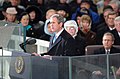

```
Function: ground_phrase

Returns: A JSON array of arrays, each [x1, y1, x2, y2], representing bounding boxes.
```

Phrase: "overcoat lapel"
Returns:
[[48, 36, 62, 51]]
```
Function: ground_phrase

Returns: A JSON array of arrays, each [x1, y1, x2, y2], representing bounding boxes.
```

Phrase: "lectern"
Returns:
[[9, 51, 58, 79]]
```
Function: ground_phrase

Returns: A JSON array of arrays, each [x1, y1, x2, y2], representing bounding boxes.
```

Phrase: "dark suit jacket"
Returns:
[[91, 47, 120, 79], [93, 46, 120, 69], [96, 23, 110, 45], [94, 46, 120, 54], [110, 29, 120, 45], [47, 29, 77, 56]]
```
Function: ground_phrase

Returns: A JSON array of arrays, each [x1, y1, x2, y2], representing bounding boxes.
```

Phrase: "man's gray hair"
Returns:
[[109, 0, 120, 9], [103, 32, 115, 41], [50, 14, 65, 23]]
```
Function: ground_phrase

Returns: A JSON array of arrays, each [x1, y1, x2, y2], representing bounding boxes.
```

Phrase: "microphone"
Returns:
[[19, 38, 36, 52], [20, 38, 36, 46], [0, 47, 3, 49]]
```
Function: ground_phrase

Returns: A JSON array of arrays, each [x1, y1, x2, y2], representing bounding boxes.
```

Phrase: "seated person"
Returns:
[[92, 32, 120, 79], [94, 32, 120, 54], [64, 20, 86, 55], [78, 14, 96, 45], [110, 16, 120, 45]]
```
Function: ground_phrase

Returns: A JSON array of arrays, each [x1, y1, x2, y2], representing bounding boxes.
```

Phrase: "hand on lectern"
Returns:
[[31, 53, 52, 60], [31, 52, 41, 56], [41, 55, 52, 60]]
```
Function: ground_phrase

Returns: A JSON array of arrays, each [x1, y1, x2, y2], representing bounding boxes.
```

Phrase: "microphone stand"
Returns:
[[19, 43, 27, 53], [19, 38, 36, 53]]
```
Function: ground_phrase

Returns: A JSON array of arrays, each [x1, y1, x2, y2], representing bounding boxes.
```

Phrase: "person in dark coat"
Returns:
[[92, 32, 120, 79], [32, 14, 77, 79], [71, 0, 100, 25], [64, 20, 86, 55], [46, 14, 77, 56], [96, 11, 117, 45], [78, 14, 96, 46], [26, 5, 45, 39], [47, 14, 78, 79], [94, 32, 120, 58], [17, 12, 32, 46], [110, 16, 120, 45], [94, 5, 114, 33]]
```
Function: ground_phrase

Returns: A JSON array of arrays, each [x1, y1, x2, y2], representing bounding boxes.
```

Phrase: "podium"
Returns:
[[9, 51, 58, 79]]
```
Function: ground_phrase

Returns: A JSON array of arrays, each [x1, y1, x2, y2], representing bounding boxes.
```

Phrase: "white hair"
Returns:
[[114, 16, 120, 21]]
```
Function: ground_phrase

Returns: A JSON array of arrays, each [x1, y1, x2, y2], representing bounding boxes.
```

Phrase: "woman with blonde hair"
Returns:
[[78, 14, 96, 45]]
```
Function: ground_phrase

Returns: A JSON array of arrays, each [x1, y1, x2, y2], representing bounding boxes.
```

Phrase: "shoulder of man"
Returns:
[[61, 29, 74, 40], [111, 46, 120, 53]]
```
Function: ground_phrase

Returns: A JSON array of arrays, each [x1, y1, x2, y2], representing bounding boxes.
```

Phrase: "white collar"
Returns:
[[118, 32, 120, 37], [105, 49, 110, 54], [55, 28, 64, 39], [109, 27, 115, 30]]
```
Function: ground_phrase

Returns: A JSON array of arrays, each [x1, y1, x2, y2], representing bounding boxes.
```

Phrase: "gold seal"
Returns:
[[15, 56, 24, 74]]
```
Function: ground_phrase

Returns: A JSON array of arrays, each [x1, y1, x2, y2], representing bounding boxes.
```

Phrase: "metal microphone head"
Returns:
[[26, 38, 36, 45], [19, 38, 36, 47], [19, 38, 36, 52]]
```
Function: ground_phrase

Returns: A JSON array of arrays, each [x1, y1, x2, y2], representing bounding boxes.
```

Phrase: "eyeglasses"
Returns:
[[108, 17, 115, 20], [103, 39, 113, 42]]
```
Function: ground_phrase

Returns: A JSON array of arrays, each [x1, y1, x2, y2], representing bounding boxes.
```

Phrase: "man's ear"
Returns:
[[59, 22, 63, 27]]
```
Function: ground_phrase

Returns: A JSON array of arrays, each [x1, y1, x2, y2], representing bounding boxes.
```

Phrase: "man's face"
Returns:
[[107, 14, 116, 27], [60, 0, 67, 3], [109, 3, 119, 13], [80, 2, 90, 9], [46, 10, 56, 19], [77, 0, 82, 4], [50, 17, 62, 33], [102, 35, 114, 49], [6, 13, 16, 22], [103, 10, 111, 23], [10, 0, 20, 6]]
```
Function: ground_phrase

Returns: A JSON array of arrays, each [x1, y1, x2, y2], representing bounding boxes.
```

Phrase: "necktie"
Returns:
[[53, 34, 56, 43], [106, 50, 110, 54]]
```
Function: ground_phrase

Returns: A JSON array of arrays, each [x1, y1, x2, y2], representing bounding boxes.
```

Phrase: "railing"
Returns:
[[0, 51, 120, 79]]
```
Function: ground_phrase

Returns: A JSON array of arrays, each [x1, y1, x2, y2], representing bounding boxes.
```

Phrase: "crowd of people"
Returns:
[[0, 0, 120, 56]]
